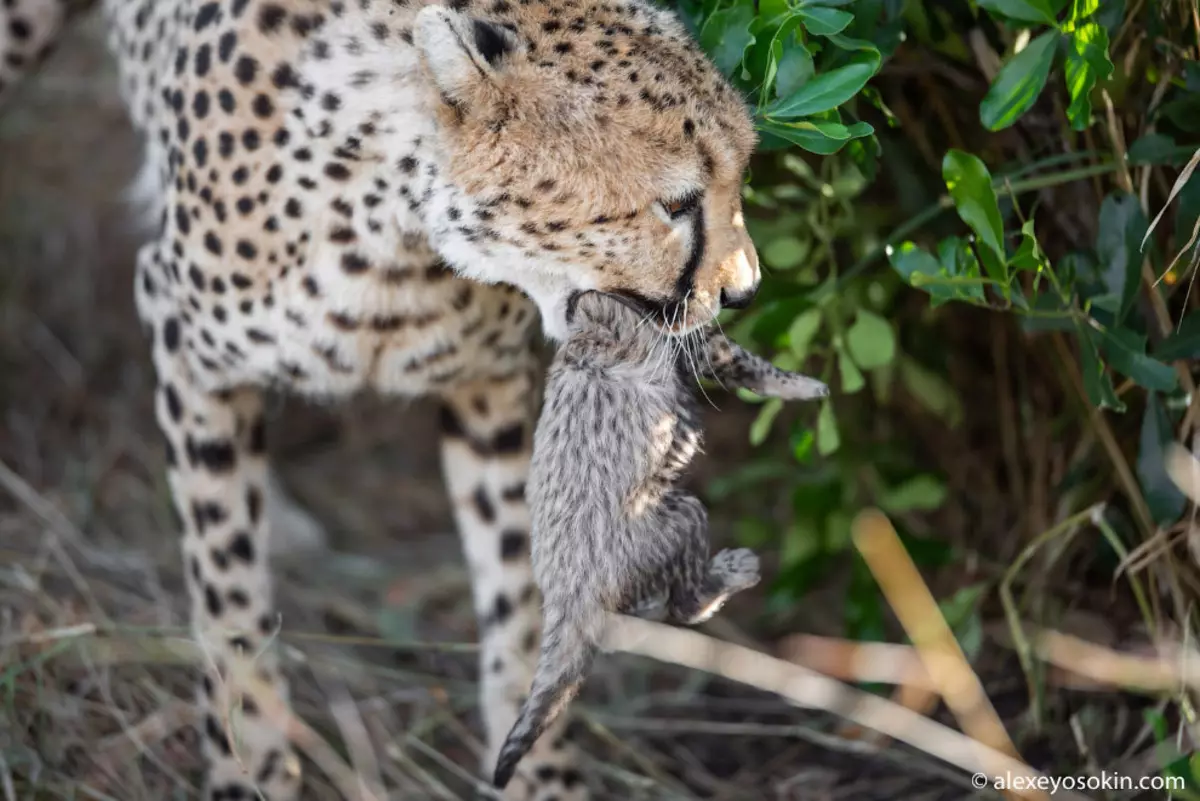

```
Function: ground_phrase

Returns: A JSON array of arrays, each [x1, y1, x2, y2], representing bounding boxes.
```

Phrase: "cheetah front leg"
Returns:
[[149, 340, 302, 800], [439, 365, 588, 801]]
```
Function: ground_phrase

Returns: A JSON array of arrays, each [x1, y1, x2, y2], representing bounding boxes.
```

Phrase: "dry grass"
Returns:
[[0, 11, 1193, 801]]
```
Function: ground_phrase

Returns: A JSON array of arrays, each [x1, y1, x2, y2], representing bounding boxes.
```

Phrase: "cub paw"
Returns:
[[709, 548, 760, 591]]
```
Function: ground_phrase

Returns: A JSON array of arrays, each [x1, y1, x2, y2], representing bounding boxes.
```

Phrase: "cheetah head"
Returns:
[[413, 1, 759, 340]]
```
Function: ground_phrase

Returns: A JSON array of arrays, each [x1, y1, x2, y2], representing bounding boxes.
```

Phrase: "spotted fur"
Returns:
[[493, 292, 828, 788], [1, 1, 764, 798]]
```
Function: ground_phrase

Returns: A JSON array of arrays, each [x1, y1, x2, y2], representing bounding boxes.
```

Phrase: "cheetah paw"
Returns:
[[709, 548, 760, 591]]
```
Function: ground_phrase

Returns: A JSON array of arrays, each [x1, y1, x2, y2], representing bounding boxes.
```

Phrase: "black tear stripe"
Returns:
[[609, 209, 706, 327], [674, 206, 706, 299]]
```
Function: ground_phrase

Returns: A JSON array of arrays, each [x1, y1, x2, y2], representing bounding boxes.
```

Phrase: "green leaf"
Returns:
[[977, 0, 1058, 24], [735, 518, 775, 549], [699, 5, 756, 78], [757, 118, 874, 155], [1157, 311, 1200, 361], [1095, 193, 1149, 324], [1010, 219, 1050, 274], [943, 150, 1008, 282], [763, 51, 881, 118], [846, 309, 896, 369], [769, 552, 834, 607], [707, 461, 795, 501], [879, 475, 948, 513], [790, 425, 815, 462], [775, 34, 814, 99], [900, 532, 954, 567], [936, 236, 986, 303], [750, 398, 784, 446], [1076, 327, 1124, 411], [787, 307, 824, 359], [1092, 325, 1178, 392], [839, 350, 865, 392], [1064, 22, 1113, 129], [845, 558, 886, 642], [1128, 133, 1180, 166], [938, 583, 986, 630], [898, 357, 964, 426], [754, 15, 806, 106], [1064, 0, 1099, 26], [816, 400, 840, 456], [824, 509, 854, 552], [888, 241, 969, 305], [980, 30, 1061, 132], [1138, 394, 1188, 525], [781, 517, 822, 568], [939, 584, 986, 660], [762, 235, 811, 269], [796, 6, 853, 36]]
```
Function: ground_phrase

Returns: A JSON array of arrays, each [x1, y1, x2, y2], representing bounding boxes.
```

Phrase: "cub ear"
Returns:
[[413, 7, 516, 104]]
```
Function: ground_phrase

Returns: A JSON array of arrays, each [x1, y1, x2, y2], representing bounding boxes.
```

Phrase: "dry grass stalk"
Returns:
[[601, 614, 1081, 800], [850, 509, 1039, 801]]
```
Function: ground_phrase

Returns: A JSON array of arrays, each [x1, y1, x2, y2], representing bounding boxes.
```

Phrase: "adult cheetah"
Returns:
[[1, 0, 762, 798]]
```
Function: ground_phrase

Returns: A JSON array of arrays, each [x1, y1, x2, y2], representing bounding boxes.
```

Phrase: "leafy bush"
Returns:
[[675, 0, 1199, 655]]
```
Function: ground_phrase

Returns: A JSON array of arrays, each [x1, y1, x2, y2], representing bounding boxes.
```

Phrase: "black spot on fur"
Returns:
[[163, 317, 181, 352], [228, 531, 256, 563], [258, 3, 287, 33], [491, 593, 513, 626], [164, 384, 184, 422], [246, 486, 263, 524], [492, 423, 524, 454], [256, 749, 282, 784], [194, 2, 220, 32], [192, 438, 237, 473], [205, 713, 232, 755], [499, 529, 527, 560], [473, 486, 496, 523], [205, 584, 224, 616]]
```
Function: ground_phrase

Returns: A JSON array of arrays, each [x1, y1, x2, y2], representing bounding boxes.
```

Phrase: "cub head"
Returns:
[[413, 0, 759, 339]]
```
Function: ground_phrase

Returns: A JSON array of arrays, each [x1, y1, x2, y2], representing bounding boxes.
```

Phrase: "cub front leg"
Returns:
[[439, 364, 587, 801], [149, 335, 300, 800]]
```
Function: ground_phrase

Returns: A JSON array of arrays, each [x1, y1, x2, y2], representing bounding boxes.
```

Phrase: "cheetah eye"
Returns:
[[659, 192, 701, 220]]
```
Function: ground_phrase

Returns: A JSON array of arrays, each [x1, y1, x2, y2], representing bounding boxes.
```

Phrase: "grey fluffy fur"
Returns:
[[493, 292, 829, 789]]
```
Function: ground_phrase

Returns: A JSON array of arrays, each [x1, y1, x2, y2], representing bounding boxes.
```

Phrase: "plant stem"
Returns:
[[999, 503, 1105, 728]]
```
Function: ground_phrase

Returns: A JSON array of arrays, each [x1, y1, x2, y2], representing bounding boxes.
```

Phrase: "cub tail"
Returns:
[[493, 611, 598, 789]]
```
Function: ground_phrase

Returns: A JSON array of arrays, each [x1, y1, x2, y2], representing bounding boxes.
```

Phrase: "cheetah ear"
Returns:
[[413, 7, 516, 105]]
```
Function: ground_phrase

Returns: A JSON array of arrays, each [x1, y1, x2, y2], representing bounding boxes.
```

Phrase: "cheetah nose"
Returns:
[[719, 284, 758, 310]]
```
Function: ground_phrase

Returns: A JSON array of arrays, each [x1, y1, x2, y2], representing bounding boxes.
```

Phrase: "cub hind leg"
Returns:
[[658, 493, 761, 625]]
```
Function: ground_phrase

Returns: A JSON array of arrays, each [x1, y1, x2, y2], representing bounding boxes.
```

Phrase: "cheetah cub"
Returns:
[[493, 291, 829, 788]]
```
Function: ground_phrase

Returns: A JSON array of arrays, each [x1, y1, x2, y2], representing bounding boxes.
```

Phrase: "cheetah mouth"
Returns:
[[601, 290, 712, 334]]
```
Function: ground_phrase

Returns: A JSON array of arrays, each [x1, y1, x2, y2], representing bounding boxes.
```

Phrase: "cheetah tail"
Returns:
[[493, 618, 597, 789]]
